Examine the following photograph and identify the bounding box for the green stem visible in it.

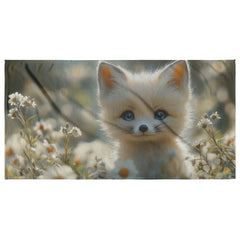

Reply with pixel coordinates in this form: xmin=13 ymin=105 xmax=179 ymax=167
xmin=18 ymin=105 xmax=26 ymax=124
xmin=26 ymin=114 xmax=37 ymax=126
xmin=25 ymin=106 xmax=29 ymax=120
xmin=206 ymin=126 xmax=231 ymax=162
xmin=64 ymin=135 xmax=70 ymax=164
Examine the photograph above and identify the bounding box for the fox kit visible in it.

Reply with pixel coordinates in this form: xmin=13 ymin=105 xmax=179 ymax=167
xmin=97 ymin=61 xmax=192 ymax=178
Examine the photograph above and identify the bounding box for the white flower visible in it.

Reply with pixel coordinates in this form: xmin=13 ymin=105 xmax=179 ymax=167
xmin=11 ymin=154 xmax=26 ymax=169
xmin=8 ymin=108 xmax=18 ymax=119
xmin=8 ymin=92 xmax=24 ymax=106
xmin=87 ymin=158 xmax=106 ymax=179
xmin=8 ymin=92 xmax=37 ymax=108
xmin=107 ymin=158 xmax=139 ymax=179
xmin=21 ymin=96 xmax=37 ymax=108
xmin=69 ymin=126 xmax=82 ymax=137
xmin=59 ymin=126 xmax=67 ymax=135
xmin=60 ymin=124 xmax=82 ymax=137
xmin=38 ymin=165 xmax=77 ymax=179
xmin=197 ymin=118 xmax=212 ymax=129
xmin=43 ymin=140 xmax=58 ymax=159
xmin=5 ymin=133 xmax=27 ymax=155
xmin=33 ymin=120 xmax=53 ymax=136
xmin=223 ymin=131 xmax=235 ymax=147
xmin=210 ymin=111 xmax=221 ymax=121
xmin=73 ymin=140 xmax=111 ymax=168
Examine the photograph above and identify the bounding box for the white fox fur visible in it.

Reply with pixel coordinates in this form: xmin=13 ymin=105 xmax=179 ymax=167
xmin=97 ymin=60 xmax=192 ymax=178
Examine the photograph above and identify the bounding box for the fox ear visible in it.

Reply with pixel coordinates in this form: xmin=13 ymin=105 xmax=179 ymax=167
xmin=97 ymin=61 xmax=127 ymax=95
xmin=160 ymin=60 xmax=189 ymax=90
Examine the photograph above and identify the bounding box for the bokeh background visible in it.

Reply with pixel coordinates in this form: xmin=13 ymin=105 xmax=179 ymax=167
xmin=5 ymin=60 xmax=235 ymax=146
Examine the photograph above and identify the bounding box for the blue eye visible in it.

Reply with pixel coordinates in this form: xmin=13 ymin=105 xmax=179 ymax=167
xmin=155 ymin=110 xmax=167 ymax=120
xmin=121 ymin=110 xmax=134 ymax=121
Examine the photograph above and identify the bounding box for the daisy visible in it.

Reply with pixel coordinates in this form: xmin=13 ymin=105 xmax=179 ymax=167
xmin=197 ymin=118 xmax=212 ymax=129
xmin=107 ymin=158 xmax=139 ymax=179
xmin=69 ymin=126 xmax=82 ymax=137
xmin=43 ymin=140 xmax=58 ymax=159
xmin=33 ymin=119 xmax=54 ymax=136
xmin=210 ymin=111 xmax=221 ymax=121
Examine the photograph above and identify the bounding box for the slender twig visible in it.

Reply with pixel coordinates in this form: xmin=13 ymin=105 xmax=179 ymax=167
xmin=25 ymin=64 xmax=90 ymax=133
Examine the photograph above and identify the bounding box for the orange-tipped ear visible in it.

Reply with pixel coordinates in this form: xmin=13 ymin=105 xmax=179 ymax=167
xmin=160 ymin=60 xmax=189 ymax=90
xmin=170 ymin=61 xmax=188 ymax=88
xmin=97 ymin=61 xmax=127 ymax=95
xmin=100 ymin=65 xmax=114 ymax=89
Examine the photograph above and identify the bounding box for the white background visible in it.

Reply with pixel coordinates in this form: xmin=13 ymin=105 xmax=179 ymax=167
xmin=0 ymin=0 xmax=239 ymax=239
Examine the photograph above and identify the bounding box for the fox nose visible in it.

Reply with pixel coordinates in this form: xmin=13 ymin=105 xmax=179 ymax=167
xmin=139 ymin=124 xmax=148 ymax=133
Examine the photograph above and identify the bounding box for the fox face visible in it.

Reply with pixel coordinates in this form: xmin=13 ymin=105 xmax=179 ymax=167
xmin=97 ymin=61 xmax=191 ymax=143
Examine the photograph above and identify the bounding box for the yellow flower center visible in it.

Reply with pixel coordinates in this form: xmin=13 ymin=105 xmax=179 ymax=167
xmin=55 ymin=176 xmax=64 ymax=179
xmin=47 ymin=147 xmax=54 ymax=153
xmin=226 ymin=138 xmax=233 ymax=146
xmin=74 ymin=159 xmax=82 ymax=165
xmin=119 ymin=168 xmax=130 ymax=178
xmin=12 ymin=158 xmax=19 ymax=166
xmin=6 ymin=148 xmax=14 ymax=157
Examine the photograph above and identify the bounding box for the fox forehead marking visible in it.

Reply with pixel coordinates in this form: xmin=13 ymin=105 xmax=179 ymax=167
xmin=101 ymin=66 xmax=114 ymax=88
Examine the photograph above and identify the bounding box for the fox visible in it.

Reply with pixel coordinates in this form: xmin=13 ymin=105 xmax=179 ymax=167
xmin=97 ymin=60 xmax=192 ymax=179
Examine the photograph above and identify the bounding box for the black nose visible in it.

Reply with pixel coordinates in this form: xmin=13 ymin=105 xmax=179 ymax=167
xmin=139 ymin=124 xmax=148 ymax=133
